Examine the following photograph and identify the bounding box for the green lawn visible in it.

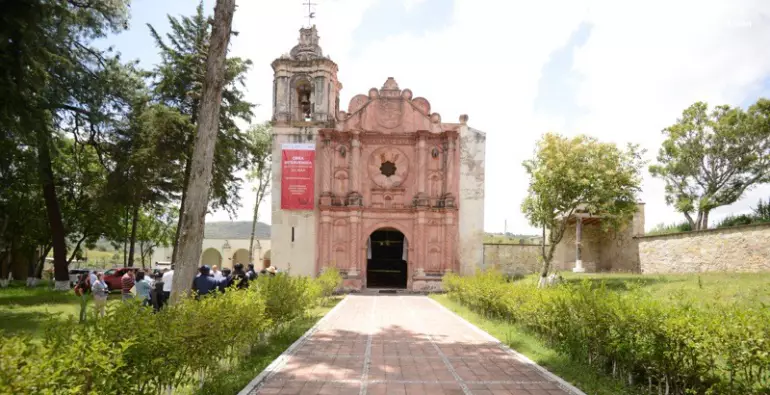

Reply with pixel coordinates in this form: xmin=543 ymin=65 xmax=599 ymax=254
xmin=0 ymin=282 xmax=125 ymax=337
xmin=558 ymin=271 xmax=770 ymax=306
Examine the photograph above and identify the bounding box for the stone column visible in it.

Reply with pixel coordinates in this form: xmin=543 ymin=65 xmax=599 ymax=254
xmin=416 ymin=210 xmax=427 ymax=273
xmin=573 ymin=216 xmax=585 ymax=273
xmin=350 ymin=131 xmax=361 ymax=194
xmin=321 ymin=136 xmax=332 ymax=194
xmin=350 ymin=211 xmax=361 ymax=274
xmin=320 ymin=212 xmax=331 ymax=271
xmin=418 ymin=132 xmax=427 ymax=194
xmin=444 ymin=215 xmax=455 ymax=273
xmin=445 ymin=136 xmax=456 ymax=196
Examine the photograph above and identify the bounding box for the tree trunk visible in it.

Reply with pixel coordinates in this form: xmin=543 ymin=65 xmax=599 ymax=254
xmin=171 ymin=156 xmax=192 ymax=266
xmin=248 ymin=200 xmax=259 ymax=263
xmin=700 ymin=210 xmax=710 ymax=230
xmin=123 ymin=207 xmax=129 ymax=267
xmin=139 ymin=241 xmax=146 ymax=269
xmin=127 ymin=203 xmax=140 ymax=267
xmin=35 ymin=127 xmax=69 ymax=290
xmin=170 ymin=0 xmax=236 ymax=304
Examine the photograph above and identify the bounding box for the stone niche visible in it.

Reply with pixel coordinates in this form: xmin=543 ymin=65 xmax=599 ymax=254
xmin=315 ymin=78 xmax=463 ymax=291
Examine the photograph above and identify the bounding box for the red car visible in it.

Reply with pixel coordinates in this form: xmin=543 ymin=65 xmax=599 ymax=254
xmin=102 ymin=267 xmax=140 ymax=291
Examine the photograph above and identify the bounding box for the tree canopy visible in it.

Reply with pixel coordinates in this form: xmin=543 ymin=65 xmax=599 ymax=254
xmin=521 ymin=133 xmax=645 ymax=281
xmin=649 ymin=99 xmax=770 ymax=230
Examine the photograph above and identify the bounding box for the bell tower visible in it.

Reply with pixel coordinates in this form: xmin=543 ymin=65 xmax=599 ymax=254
xmin=270 ymin=25 xmax=342 ymax=278
xmin=271 ymin=25 xmax=342 ymax=126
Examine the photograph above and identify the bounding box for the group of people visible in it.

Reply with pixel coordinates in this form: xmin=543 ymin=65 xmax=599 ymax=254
xmin=192 ymin=263 xmax=278 ymax=298
xmin=74 ymin=262 xmax=278 ymax=316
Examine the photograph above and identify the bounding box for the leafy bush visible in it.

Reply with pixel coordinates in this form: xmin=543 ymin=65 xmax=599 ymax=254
xmin=316 ymin=267 xmax=343 ymax=301
xmin=443 ymin=272 xmax=770 ymax=394
xmin=0 ymin=273 xmax=331 ymax=394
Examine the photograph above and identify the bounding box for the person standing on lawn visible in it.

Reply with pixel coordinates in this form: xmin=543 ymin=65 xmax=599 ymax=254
xmin=91 ymin=272 xmax=109 ymax=317
xmin=161 ymin=266 xmax=174 ymax=305
xmin=121 ymin=270 xmax=135 ymax=301
xmin=135 ymin=271 xmax=152 ymax=307
xmin=150 ymin=272 xmax=165 ymax=312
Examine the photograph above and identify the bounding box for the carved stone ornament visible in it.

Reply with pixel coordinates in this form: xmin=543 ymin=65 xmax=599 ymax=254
xmin=368 ymin=147 xmax=409 ymax=189
xmin=431 ymin=147 xmax=439 ymax=158
xmin=376 ymin=99 xmax=403 ymax=129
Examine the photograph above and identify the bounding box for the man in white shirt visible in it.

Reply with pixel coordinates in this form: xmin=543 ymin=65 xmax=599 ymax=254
xmin=211 ymin=265 xmax=223 ymax=281
xmin=89 ymin=270 xmax=97 ymax=287
xmin=161 ymin=267 xmax=174 ymax=304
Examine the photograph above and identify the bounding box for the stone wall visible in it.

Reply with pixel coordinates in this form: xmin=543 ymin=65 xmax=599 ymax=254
xmin=552 ymin=203 xmax=645 ymax=273
xmin=483 ymin=244 xmax=541 ymax=274
xmin=638 ymin=223 xmax=770 ymax=273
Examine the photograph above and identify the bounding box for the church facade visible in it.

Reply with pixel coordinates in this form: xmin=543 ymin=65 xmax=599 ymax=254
xmin=269 ymin=26 xmax=486 ymax=291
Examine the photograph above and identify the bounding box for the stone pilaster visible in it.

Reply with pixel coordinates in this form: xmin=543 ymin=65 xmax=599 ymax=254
xmin=320 ymin=211 xmax=331 ymax=271
xmin=416 ymin=210 xmax=427 ymax=271
xmin=320 ymin=133 xmax=333 ymax=205
xmin=350 ymin=211 xmax=361 ymax=274
xmin=444 ymin=133 xmax=456 ymax=206
xmin=348 ymin=130 xmax=362 ymax=206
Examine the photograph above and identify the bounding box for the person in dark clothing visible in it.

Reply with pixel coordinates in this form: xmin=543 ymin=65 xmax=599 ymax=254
xmin=246 ymin=264 xmax=257 ymax=280
xmin=192 ymin=265 xmax=220 ymax=298
xmin=218 ymin=268 xmax=233 ymax=293
xmin=232 ymin=263 xmax=250 ymax=290
xmin=151 ymin=273 xmax=164 ymax=312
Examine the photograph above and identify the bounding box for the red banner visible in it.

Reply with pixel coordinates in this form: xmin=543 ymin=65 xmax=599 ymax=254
xmin=281 ymin=143 xmax=316 ymax=210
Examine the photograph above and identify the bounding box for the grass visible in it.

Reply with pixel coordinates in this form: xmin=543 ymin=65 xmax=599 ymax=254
xmin=557 ymin=272 xmax=770 ymax=306
xmin=0 ymin=281 xmax=124 ymax=338
xmin=188 ymin=297 xmax=343 ymax=395
xmin=431 ymin=294 xmax=633 ymax=395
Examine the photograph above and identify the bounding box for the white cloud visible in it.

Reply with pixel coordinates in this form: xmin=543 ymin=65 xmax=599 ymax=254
xmin=208 ymin=0 xmax=770 ymax=234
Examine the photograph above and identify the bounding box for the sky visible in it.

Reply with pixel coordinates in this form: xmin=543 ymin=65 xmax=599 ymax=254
xmin=109 ymin=0 xmax=770 ymax=234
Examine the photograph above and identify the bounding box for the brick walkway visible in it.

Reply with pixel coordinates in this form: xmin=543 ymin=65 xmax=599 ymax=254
xmin=240 ymin=295 xmax=583 ymax=395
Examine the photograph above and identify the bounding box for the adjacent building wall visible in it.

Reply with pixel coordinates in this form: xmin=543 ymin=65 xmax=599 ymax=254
xmin=638 ymin=223 xmax=770 ymax=273
xmin=458 ymin=125 xmax=486 ymax=275
xmin=270 ymin=126 xmax=319 ymax=278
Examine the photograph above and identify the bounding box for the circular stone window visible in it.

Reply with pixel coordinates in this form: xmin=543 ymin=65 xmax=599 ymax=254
xmin=380 ymin=161 xmax=397 ymax=177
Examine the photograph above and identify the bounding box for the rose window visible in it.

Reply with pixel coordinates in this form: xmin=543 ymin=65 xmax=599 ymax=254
xmin=379 ymin=161 xmax=397 ymax=177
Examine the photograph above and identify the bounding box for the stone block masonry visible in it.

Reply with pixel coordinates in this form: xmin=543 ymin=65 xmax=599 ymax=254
xmin=638 ymin=223 xmax=770 ymax=274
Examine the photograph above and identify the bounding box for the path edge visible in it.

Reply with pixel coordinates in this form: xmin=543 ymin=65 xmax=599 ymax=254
xmin=238 ymin=296 xmax=350 ymax=395
xmin=426 ymin=297 xmax=587 ymax=395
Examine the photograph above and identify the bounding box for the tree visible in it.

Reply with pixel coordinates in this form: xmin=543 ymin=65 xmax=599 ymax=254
xmin=147 ymin=1 xmax=255 ymax=267
xmin=521 ymin=133 xmax=644 ymax=286
xmin=0 ymin=0 xmax=135 ymax=289
xmin=136 ymin=206 xmax=177 ymax=268
xmin=246 ymin=123 xmax=272 ymax=263
xmin=649 ymin=99 xmax=770 ymax=230
xmin=171 ymin=0 xmax=236 ymax=303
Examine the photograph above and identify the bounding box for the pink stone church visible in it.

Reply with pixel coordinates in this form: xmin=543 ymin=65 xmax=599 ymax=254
xmin=269 ymin=26 xmax=486 ymax=291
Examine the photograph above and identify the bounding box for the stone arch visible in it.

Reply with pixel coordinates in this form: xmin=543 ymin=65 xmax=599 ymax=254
xmin=365 ymin=227 xmax=408 ymax=289
xmin=201 ymin=248 xmax=222 ymax=268
xmin=232 ymin=249 xmax=249 ymax=268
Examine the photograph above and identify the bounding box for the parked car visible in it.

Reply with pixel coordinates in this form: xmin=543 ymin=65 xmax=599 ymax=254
xmin=68 ymin=268 xmax=98 ymax=287
xmin=102 ymin=267 xmax=140 ymax=291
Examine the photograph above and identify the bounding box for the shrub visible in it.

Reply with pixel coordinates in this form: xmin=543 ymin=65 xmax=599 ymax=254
xmin=0 ymin=272 xmax=327 ymax=394
xmin=443 ymin=272 xmax=770 ymax=394
xmin=316 ymin=267 xmax=343 ymax=301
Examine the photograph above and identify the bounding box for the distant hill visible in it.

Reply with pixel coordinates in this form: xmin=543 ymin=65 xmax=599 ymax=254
xmin=484 ymin=232 xmax=542 ymax=245
xmin=203 ymin=221 xmax=271 ymax=240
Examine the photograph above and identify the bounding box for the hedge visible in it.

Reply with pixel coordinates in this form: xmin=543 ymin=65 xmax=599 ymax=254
xmin=443 ymin=272 xmax=770 ymax=395
xmin=0 ymin=270 xmax=341 ymax=395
